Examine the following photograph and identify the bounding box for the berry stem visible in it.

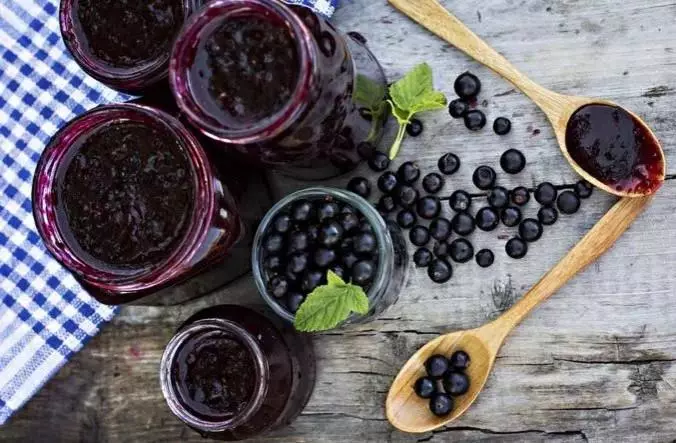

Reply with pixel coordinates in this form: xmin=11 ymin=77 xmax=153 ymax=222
xmin=389 ymin=123 xmax=408 ymax=160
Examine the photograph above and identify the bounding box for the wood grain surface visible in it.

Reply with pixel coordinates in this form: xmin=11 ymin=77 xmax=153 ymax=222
xmin=4 ymin=0 xmax=676 ymax=442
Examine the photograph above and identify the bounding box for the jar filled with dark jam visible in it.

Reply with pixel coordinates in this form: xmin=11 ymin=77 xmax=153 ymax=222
xmin=170 ymin=0 xmax=388 ymax=180
xmin=160 ymin=305 xmax=316 ymax=440
xmin=33 ymin=103 xmax=268 ymax=305
xmin=60 ymin=0 xmax=203 ymax=94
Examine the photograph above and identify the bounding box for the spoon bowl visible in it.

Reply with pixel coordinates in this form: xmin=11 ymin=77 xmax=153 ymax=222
xmin=386 ymin=328 xmax=496 ymax=433
xmin=386 ymin=196 xmax=652 ymax=433
xmin=388 ymin=0 xmax=666 ymax=197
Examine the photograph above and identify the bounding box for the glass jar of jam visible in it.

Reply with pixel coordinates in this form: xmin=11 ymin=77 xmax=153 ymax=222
xmin=33 ymin=103 xmax=266 ymax=305
xmin=170 ymin=0 xmax=388 ymax=180
xmin=60 ymin=0 xmax=203 ymax=94
xmin=160 ymin=305 xmax=316 ymax=440
xmin=252 ymin=187 xmax=409 ymax=328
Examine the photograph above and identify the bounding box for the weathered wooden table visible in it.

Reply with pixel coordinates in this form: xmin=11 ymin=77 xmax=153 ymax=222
xmin=4 ymin=0 xmax=676 ymax=441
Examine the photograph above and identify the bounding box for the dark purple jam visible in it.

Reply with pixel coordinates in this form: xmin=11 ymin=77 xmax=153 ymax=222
xmin=57 ymin=121 xmax=194 ymax=269
xmin=76 ymin=0 xmax=185 ymax=67
xmin=565 ymin=104 xmax=664 ymax=195
xmin=190 ymin=17 xmax=300 ymax=128
xmin=171 ymin=330 xmax=257 ymax=421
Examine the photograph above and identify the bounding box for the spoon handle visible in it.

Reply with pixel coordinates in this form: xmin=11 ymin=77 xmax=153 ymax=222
xmin=388 ymin=0 xmax=561 ymax=111
xmin=492 ymin=196 xmax=652 ymax=335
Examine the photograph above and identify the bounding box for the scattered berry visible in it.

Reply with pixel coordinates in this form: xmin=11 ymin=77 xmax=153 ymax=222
xmin=475 ymin=207 xmax=500 ymax=231
xmin=425 ymin=355 xmax=450 ymax=378
xmin=422 ymin=173 xmax=445 ymax=194
xmin=574 ymin=180 xmax=594 ymax=199
xmin=428 ymin=259 xmax=453 ymax=283
xmin=519 ymin=219 xmax=543 ymax=242
xmin=406 ymin=118 xmax=424 ymax=137
xmin=557 ymin=191 xmax=581 ymax=215
xmin=487 ymin=186 xmax=510 ymax=209
xmin=475 ymin=249 xmax=494 ymax=268
xmin=396 ymin=209 xmax=417 ymax=229
xmin=448 ymin=99 xmax=469 ymax=118
xmin=449 ymin=190 xmax=472 ymax=212
xmin=501 ymin=206 xmax=522 ymax=227
xmin=443 ymin=372 xmax=470 ymax=396
xmin=410 ymin=225 xmax=431 ymax=246
xmin=493 ymin=117 xmax=512 ymax=135
xmin=511 ymin=186 xmax=530 ymax=206
xmin=377 ymin=195 xmax=397 ymax=214
xmin=506 ymin=237 xmax=528 ymax=259
xmin=454 ymin=72 xmax=481 ymax=99
xmin=534 ymin=182 xmax=557 ymax=206
xmin=430 ymin=218 xmax=452 ymax=241
xmin=464 ymin=110 xmax=487 ymax=131
xmin=397 ymin=162 xmax=421 ymax=184
xmin=429 ymin=393 xmax=453 ymax=417
xmin=538 ymin=206 xmax=558 ymax=226
xmin=451 ymin=212 xmax=476 ymax=236
xmin=368 ymin=151 xmax=390 ymax=172
xmin=414 ymin=248 xmax=433 ymax=268
xmin=433 ymin=241 xmax=450 ymax=259
xmin=416 ymin=196 xmax=442 ymax=220
xmin=449 ymin=350 xmax=471 ymax=370
xmin=414 ymin=377 xmax=437 ymax=399
xmin=438 ymin=153 xmax=461 ymax=175
xmin=449 ymin=238 xmax=474 ymax=263
xmin=472 ymin=166 xmax=496 ymax=190
xmin=500 ymin=149 xmax=526 ymax=174
xmin=377 ymin=171 xmax=398 ymax=194
xmin=395 ymin=185 xmax=419 ymax=208
xmin=347 ymin=177 xmax=371 ymax=198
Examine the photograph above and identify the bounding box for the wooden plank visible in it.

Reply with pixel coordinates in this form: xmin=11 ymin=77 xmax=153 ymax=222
xmin=4 ymin=0 xmax=676 ymax=441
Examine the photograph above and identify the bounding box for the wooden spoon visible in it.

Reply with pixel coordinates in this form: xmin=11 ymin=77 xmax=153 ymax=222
xmin=388 ymin=0 xmax=665 ymax=197
xmin=386 ymin=195 xmax=652 ymax=433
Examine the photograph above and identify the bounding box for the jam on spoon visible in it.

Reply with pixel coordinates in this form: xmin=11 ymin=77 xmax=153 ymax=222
xmin=565 ymin=104 xmax=664 ymax=195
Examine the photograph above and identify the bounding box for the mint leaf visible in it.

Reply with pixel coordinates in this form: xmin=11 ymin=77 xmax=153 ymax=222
xmin=389 ymin=63 xmax=434 ymax=112
xmin=294 ymin=271 xmax=370 ymax=332
xmin=386 ymin=63 xmax=447 ymax=159
xmin=355 ymin=74 xmax=386 ymax=110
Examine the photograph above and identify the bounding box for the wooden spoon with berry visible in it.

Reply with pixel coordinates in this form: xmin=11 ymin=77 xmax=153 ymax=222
xmin=386 ymin=195 xmax=652 ymax=432
xmin=388 ymin=0 xmax=665 ymax=198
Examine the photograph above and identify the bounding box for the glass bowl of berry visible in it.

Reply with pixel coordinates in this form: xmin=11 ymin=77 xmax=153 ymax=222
xmin=252 ymin=187 xmax=409 ymax=330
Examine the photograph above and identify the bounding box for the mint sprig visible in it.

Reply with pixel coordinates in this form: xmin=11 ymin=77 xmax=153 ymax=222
xmin=386 ymin=63 xmax=447 ymax=159
xmin=294 ymin=271 xmax=370 ymax=332
xmin=354 ymin=74 xmax=388 ymax=143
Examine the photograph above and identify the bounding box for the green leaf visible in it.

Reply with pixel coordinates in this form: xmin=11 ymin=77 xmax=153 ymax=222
xmin=354 ymin=74 xmax=386 ymax=110
xmin=409 ymin=90 xmax=448 ymax=114
xmin=389 ymin=63 xmax=434 ymax=112
xmin=387 ymin=100 xmax=412 ymax=125
xmin=294 ymin=271 xmax=370 ymax=332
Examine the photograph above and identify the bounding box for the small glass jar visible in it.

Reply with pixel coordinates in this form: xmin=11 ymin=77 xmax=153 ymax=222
xmin=252 ymin=187 xmax=409 ymax=327
xmin=33 ymin=103 xmax=258 ymax=305
xmin=60 ymin=0 xmax=203 ymax=94
xmin=160 ymin=305 xmax=316 ymax=440
xmin=170 ymin=0 xmax=388 ymax=180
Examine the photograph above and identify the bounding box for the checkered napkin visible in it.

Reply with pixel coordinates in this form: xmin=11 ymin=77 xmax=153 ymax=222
xmin=0 ymin=0 xmax=337 ymax=426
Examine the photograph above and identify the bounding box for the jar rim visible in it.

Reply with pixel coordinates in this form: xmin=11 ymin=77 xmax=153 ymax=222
xmin=59 ymin=0 xmax=195 ymax=93
xmin=32 ymin=103 xmax=215 ymax=294
xmin=252 ymin=187 xmax=395 ymax=325
xmin=169 ymin=0 xmax=317 ymax=144
xmin=160 ymin=318 xmax=269 ymax=432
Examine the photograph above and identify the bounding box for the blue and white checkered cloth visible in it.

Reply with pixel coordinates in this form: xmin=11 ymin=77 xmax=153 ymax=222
xmin=0 ymin=0 xmax=337 ymax=426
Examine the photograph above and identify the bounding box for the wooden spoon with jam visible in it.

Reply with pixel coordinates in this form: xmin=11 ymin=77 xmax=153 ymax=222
xmin=389 ymin=0 xmax=666 ymax=197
